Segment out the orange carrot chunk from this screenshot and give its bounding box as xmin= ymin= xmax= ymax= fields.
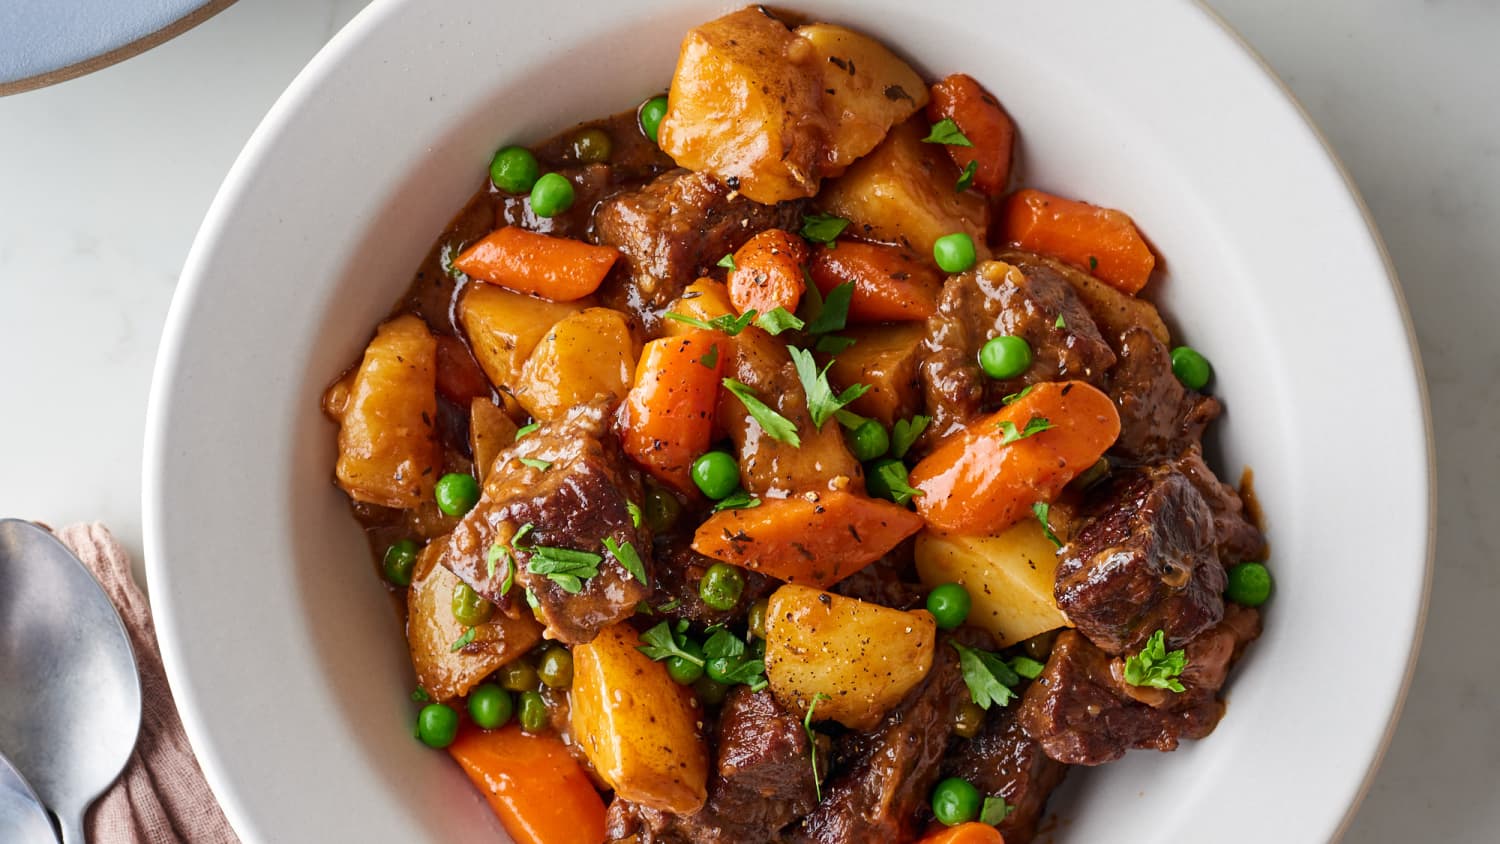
xmin=910 ymin=380 xmax=1120 ymax=536
xmin=692 ymin=489 xmax=924 ymax=588
xmin=809 ymin=240 xmax=942 ymax=323
xmin=619 ymin=330 xmax=726 ymax=495
xmin=727 ymin=229 xmax=809 ymax=317
xmin=454 ymin=226 xmax=618 ymax=301
xmin=447 ymin=724 xmax=607 ymax=844
xmin=998 ymin=188 xmax=1156 ymax=295
xmin=927 ymin=73 xmax=1016 ymax=196
xmin=917 ymin=822 xmax=1006 ymax=844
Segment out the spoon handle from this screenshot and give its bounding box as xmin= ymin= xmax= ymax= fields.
xmin=57 ymin=811 xmax=85 ymax=844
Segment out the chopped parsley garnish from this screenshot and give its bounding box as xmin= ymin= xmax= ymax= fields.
xmin=603 ymin=536 xmax=648 ymax=586
xmin=486 ymin=521 xmax=532 ymax=592
xmin=440 ymin=242 xmax=467 ymax=279
xmin=789 ymin=346 xmax=869 ymax=429
xmin=699 ymin=343 xmax=720 ymax=369
xmin=955 ymin=160 xmax=978 ymax=192
xmin=723 ymin=378 xmax=801 ymax=445
xmin=814 ymin=334 xmax=857 ymax=353
xmin=757 ymin=307 xmax=805 ymax=335
xmin=656 ymin=598 xmax=682 ymax=613
xmin=1055 ymin=313 xmax=1066 ymax=329
xmin=1088 ymin=255 xmax=1099 ymax=271
xmin=872 ymin=459 xmax=924 ymax=506
xmin=890 ymin=414 xmax=930 ymax=459
xmin=923 ymin=118 xmax=973 ymax=147
xmin=485 ymin=542 xmax=506 ymax=580
xmin=800 ymin=213 xmax=850 ymax=245
xmin=981 ymin=796 xmax=1014 ymax=826
xmin=804 ymin=692 xmax=832 ymax=800
xmin=1123 ymin=629 xmax=1188 ymax=693
xmin=1033 ymin=501 xmax=1063 ymax=548
xmin=717 ymin=253 xmax=736 ymax=270
xmin=665 ymin=309 xmax=758 ymax=336
xmin=514 ymin=422 xmax=540 ymax=440
xmin=804 ymin=281 xmax=854 ymax=334
xmin=637 ymin=621 xmax=705 ymax=666
xmin=712 ymin=489 xmax=763 ymax=512
xmin=449 ymin=626 xmax=477 ymax=653
xmin=410 ymin=687 xmax=430 ymax=703
xmin=626 ymin=500 xmax=643 ymax=528
xmin=996 ymin=415 xmax=1053 ymax=445
xmin=1000 ymin=384 xmax=1035 ymax=406
xmin=518 ymin=457 xmax=552 ymax=471
xmin=1008 ymin=655 xmax=1046 ymax=680
xmin=526 ymin=545 xmax=603 ymax=594
xmin=952 ymin=640 xmax=1022 ymax=709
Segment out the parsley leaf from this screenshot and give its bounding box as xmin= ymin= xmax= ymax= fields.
xmin=637 ymin=621 xmax=706 ymax=667
xmin=1008 ymin=655 xmax=1046 ymax=680
xmin=815 ymin=334 xmax=856 ymax=353
xmin=1000 ymin=384 xmax=1035 ymax=406
xmin=1088 ymin=255 xmax=1099 ymax=271
xmin=717 ymin=253 xmax=736 ymax=270
xmin=723 ymin=379 xmax=801 ymax=445
xmin=450 ymin=626 xmax=477 ymax=653
xmin=805 ymin=281 xmax=854 ymax=334
xmin=757 ymin=307 xmax=805 ymax=335
xmin=952 ymin=640 xmax=1021 ymax=709
xmin=789 ymin=346 xmax=869 ymax=429
xmin=411 ymin=687 xmax=430 ymax=703
xmin=923 ymin=118 xmax=973 ymax=147
xmin=440 ymin=242 xmax=468 ymax=279
xmin=1033 ymin=501 xmax=1063 ymax=548
xmin=981 ymin=796 xmax=1014 ymax=826
xmin=626 ymin=500 xmax=643 ymax=528
xmin=1122 ymin=630 xmax=1188 ymax=693
xmin=514 ymin=422 xmax=540 ymax=440
xmin=1055 ymin=313 xmax=1066 ymax=329
xmin=890 ymin=415 xmax=930 ymax=459
xmin=518 ymin=457 xmax=552 ymax=471
xmin=956 ymin=160 xmax=978 ymax=192
xmin=804 ymin=692 xmax=832 ymax=801
xmin=996 ymin=415 xmax=1053 ymax=445
xmin=665 ymin=309 xmax=758 ymax=336
xmin=656 ymin=598 xmax=682 ymax=612
xmin=800 ymin=213 xmax=850 ymax=245
xmin=712 ymin=489 xmax=762 ymax=512
xmin=872 ymin=459 xmax=924 ymax=506
xmin=699 ymin=343 xmax=720 ymax=369
xmin=485 ymin=542 xmax=506 ymax=580
xmin=603 ymin=536 xmax=648 ymax=586
xmin=526 ymin=545 xmax=603 ymax=594
xmin=703 ymin=628 xmax=746 ymax=659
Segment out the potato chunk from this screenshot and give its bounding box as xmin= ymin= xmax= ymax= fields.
xmin=571 ymin=622 xmax=708 ymax=815
xmin=469 ymin=397 xmax=517 ymax=482
xmin=816 ymin=117 xmax=990 ymax=259
xmin=914 ymin=520 xmax=1072 ymax=648
xmin=794 ymin=23 xmax=928 ymax=172
xmin=514 ymin=308 xmax=639 ymax=421
xmin=764 ymin=584 xmax=936 ymax=730
xmin=826 ymin=322 xmax=925 ymax=427
xmin=331 ymin=314 xmax=440 ymax=508
xmin=661 ymin=278 xmax=735 ymax=337
xmin=457 ymin=282 xmax=583 ymax=399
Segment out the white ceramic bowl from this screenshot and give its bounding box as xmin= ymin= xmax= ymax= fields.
xmin=144 ymin=1 xmax=1433 ymax=841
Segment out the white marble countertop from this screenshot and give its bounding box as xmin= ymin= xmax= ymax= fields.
xmin=0 ymin=1 xmax=1493 ymax=840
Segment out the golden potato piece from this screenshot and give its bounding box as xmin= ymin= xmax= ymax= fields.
xmin=795 ymin=23 xmax=928 ymax=173
xmin=764 ymin=584 xmax=936 ymax=730
xmin=662 ymin=278 xmax=736 ymax=337
xmin=914 ymin=520 xmax=1073 ymax=648
xmin=826 ymin=322 xmax=925 ymax=427
xmin=457 ymin=282 xmax=583 ymax=398
xmin=514 ymin=308 xmax=639 ymax=421
xmin=570 ymin=622 xmax=708 ymax=815
xmin=469 ymin=397 xmax=517 ymax=483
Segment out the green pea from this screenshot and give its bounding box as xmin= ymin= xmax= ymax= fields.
xmin=746 ymin=598 xmax=769 ymax=640
xmin=570 ymin=127 xmax=613 ymax=163
xmin=865 ymin=457 xmax=912 ymax=504
xmin=529 ymin=172 xmax=575 ymax=218
xmin=953 ymin=700 xmax=985 ymax=739
xmin=931 ymin=777 xmax=981 ymax=826
xmin=1225 ymin=562 xmax=1273 ymax=607
xmin=979 ymin=335 xmax=1032 ymax=380
xmin=926 ymin=583 xmax=972 ymax=631
xmin=537 ymin=645 xmax=574 ymax=689
xmin=1170 ymin=346 xmax=1213 ymax=391
xmin=489 ymin=145 xmax=540 ymax=194
xmin=693 ymin=675 xmax=728 ymax=706
xmin=699 ymin=563 xmax=746 ymax=611
xmin=467 ymin=683 xmax=513 ymax=730
xmin=644 ymin=482 xmax=683 ymax=533
xmin=517 ymin=690 xmax=548 ymax=733
xmin=451 ymin=582 xmax=494 ymax=627
xmin=416 ymin=703 xmax=459 ymax=749
xmin=933 ymin=233 xmax=977 ymax=273
xmin=845 ymin=419 xmax=890 ymax=462
xmin=382 ymin=539 xmax=419 ymax=587
xmin=750 ymin=637 xmax=767 ymax=660
xmin=691 ymin=451 xmax=740 ymax=500
xmin=666 ymin=638 xmax=705 ymax=685
xmin=434 ymin=472 xmax=480 ymax=516
xmin=638 ymin=95 xmax=669 ymax=144
xmin=497 ymin=660 xmax=540 ymax=693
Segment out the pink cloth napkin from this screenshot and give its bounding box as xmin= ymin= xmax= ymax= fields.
xmin=53 ymin=523 xmax=239 ymax=844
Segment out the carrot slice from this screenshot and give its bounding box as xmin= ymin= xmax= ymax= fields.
xmin=809 ymin=241 xmax=942 ymax=322
xmin=618 ymin=330 xmax=726 ymax=495
xmin=910 ymin=381 xmax=1120 ymax=535
xmin=927 ymin=73 xmax=1016 ymax=196
xmin=727 ymin=229 xmax=809 ymax=317
xmin=998 ymin=189 xmax=1156 ymax=295
xmin=454 ymin=226 xmax=618 ymax=301
xmin=434 ymin=336 xmax=493 ymax=404
xmin=447 ymin=724 xmax=607 ymax=844
xmin=917 ymin=822 xmax=1006 ymax=844
xmin=692 ymin=489 xmax=924 ymax=587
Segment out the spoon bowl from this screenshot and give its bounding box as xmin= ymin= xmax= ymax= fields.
xmin=0 ymin=519 xmax=142 ymax=844
xmin=0 ymin=748 xmax=57 ymax=843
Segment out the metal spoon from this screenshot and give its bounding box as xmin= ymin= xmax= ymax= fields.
xmin=0 ymin=748 xmax=57 ymax=843
xmin=0 ymin=519 xmax=142 ymax=844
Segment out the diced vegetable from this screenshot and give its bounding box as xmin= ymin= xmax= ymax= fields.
xmin=570 ymin=622 xmax=709 ymax=814
xmin=662 ymin=277 xmax=737 ymax=337
xmin=458 ymin=283 xmax=583 ymax=401
xmin=727 ymin=229 xmax=809 ymax=317
xmin=826 ymin=323 xmax=925 ymax=426
xmin=407 ymin=545 xmax=542 ymax=701
xmin=447 ymin=724 xmax=607 ymax=844
xmin=454 ymin=227 xmax=618 ymax=301
xmin=809 ymin=240 xmax=942 ymax=322
xmin=914 ymin=519 xmax=1071 ymax=648
xmin=692 ymin=489 xmax=923 ymax=587
xmin=816 ymin=117 xmax=989 ymax=261
xmin=926 ymin=73 xmax=1016 ymax=195
xmin=1006 ymin=250 xmax=1169 ymax=345
xmin=332 ymin=315 xmax=440 ymax=508
xmin=793 ymin=23 xmax=929 ymax=172
xmin=999 ymin=189 xmax=1156 ymax=295
xmin=435 ymin=336 xmax=493 ymax=404
xmin=916 ymin=822 xmax=1005 ymax=844
xmin=909 ymin=381 xmax=1120 ymax=535
xmin=619 ymin=330 xmax=725 ymax=495
xmin=763 ymin=583 xmax=936 ymax=730
xmin=469 ymin=398 xmax=518 ymax=483
xmin=514 ymin=308 xmax=639 ymax=422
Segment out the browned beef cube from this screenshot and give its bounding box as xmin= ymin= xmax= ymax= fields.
xmin=1107 ymin=326 xmax=1221 ymax=464
xmin=942 ymin=706 xmax=1069 ymax=844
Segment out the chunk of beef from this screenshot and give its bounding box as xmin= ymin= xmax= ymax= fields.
xmin=442 ymin=400 xmax=651 ymax=644
xmin=790 ymin=639 xmax=966 ymax=843
xmin=1107 ymin=326 xmax=1221 ymax=464
xmin=1055 ymin=465 xmax=1225 ymax=654
xmin=594 ymin=168 xmax=803 ymax=329
xmin=606 ymin=688 xmax=817 ymax=843
xmin=942 ymin=707 xmax=1068 ymax=844
xmin=1019 ymin=607 xmax=1261 ymax=766
xmin=920 ymin=255 xmax=1116 ymax=441
xmin=649 ymin=538 xmax=776 ymax=627
xmin=1173 ymin=444 xmax=1268 ymax=565
xmin=829 ymin=540 xmax=924 ymax=610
